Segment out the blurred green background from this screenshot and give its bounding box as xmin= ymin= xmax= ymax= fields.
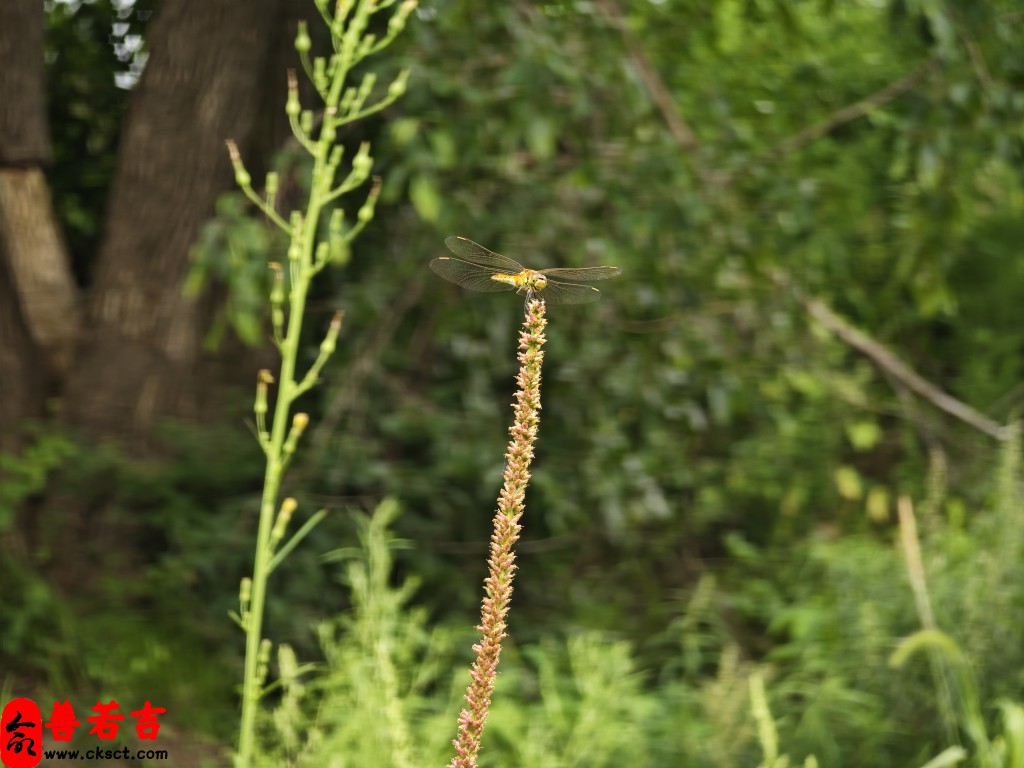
xmin=3 ymin=0 xmax=1024 ymax=765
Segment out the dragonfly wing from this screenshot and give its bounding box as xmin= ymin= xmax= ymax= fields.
xmin=538 ymin=279 xmax=603 ymax=305
xmin=429 ymin=257 xmax=515 ymax=293
xmin=445 ymin=236 xmax=527 ymax=273
xmin=539 ymin=266 xmax=623 ymax=282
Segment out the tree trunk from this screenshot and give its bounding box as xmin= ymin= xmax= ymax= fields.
xmin=43 ymin=0 xmax=296 ymax=596
xmin=63 ymin=0 xmax=291 ymax=443
xmin=0 ymin=0 xmax=79 ymax=450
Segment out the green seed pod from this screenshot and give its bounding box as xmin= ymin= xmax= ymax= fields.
xmin=321 ymin=313 xmax=342 ymax=354
xmin=388 ymin=69 xmax=410 ymax=100
xmin=352 ymin=143 xmax=372 ymax=175
xmin=294 ymin=22 xmax=311 ymax=53
xmin=331 ymin=239 xmax=350 ymax=266
xmin=286 ymin=89 xmax=300 ymax=118
xmin=270 ymin=265 xmax=284 ymax=303
xmin=358 ymin=72 xmax=377 ymax=103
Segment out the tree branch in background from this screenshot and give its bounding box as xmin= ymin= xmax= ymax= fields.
xmin=308 ymin=276 xmax=426 ymax=457
xmin=755 ymin=55 xmax=940 ymax=165
xmin=591 ymin=0 xmax=704 ymax=182
xmin=598 ymin=3 xmax=1008 ymax=442
xmin=798 ymin=290 xmax=1012 ymax=442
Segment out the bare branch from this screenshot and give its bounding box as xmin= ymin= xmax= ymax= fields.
xmin=587 ymin=4 xmax=1006 ymax=445
xmin=592 ymin=0 xmax=703 ymax=175
xmin=757 ymin=55 xmax=940 ymax=164
xmin=796 ymin=288 xmax=1012 ymax=442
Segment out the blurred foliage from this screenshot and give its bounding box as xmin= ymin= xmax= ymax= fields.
xmin=260 ymin=500 xmax=761 ymax=768
xmin=18 ymin=0 xmax=1024 ymax=763
xmin=285 ymin=0 xmax=1024 ymax=640
xmin=0 ymin=425 xmax=76 ymax=531
xmin=891 ymin=629 xmax=1024 ymax=768
xmin=186 ymin=190 xmax=290 ymax=350
xmin=256 ymin=462 xmax=1024 ymax=766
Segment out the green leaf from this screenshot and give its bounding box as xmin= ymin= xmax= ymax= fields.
xmin=916 ymin=746 xmax=968 ymax=768
xmin=409 ymin=173 xmax=441 ymax=222
xmin=526 ymin=117 xmax=556 ymax=161
xmin=834 ymin=466 xmax=862 ymax=500
xmin=865 ymin=486 xmax=889 ymax=523
xmin=390 ymin=117 xmax=419 ymax=146
xmin=429 ymin=129 xmax=458 ymax=169
xmin=230 ymin=312 xmax=264 ymax=348
xmin=846 ymin=420 xmax=881 ymax=451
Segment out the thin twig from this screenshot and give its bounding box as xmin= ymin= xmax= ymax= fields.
xmin=798 ymin=290 xmax=1011 ymax=442
xmin=592 ymin=4 xmax=1000 ymax=445
xmin=755 ymin=55 xmax=940 ymax=164
xmin=960 ymin=33 xmax=994 ymax=92
xmin=591 ymin=0 xmax=703 ymax=181
xmin=308 ymin=275 xmax=426 ymax=455
xmin=597 ymin=0 xmax=937 ymax=187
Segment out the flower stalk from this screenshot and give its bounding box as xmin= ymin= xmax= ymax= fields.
xmin=448 ymin=299 xmax=548 ymax=768
xmin=230 ymin=1 xmax=416 ymax=766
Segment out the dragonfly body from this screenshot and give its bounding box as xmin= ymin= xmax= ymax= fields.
xmin=491 ymin=269 xmax=549 ymax=294
xmin=431 ymin=236 xmax=621 ymax=305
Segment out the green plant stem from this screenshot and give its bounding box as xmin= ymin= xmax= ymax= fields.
xmin=238 ymin=123 xmax=329 ymax=763
xmin=231 ymin=4 xmax=415 ymax=765
xmin=237 ymin=227 xmax=314 ymax=767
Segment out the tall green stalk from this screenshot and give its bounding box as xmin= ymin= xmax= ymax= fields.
xmin=225 ymin=2 xmax=417 ymax=766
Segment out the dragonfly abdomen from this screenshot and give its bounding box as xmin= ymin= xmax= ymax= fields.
xmin=492 ymin=270 xmax=548 ymax=292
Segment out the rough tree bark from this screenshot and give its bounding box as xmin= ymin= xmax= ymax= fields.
xmin=0 ymin=0 xmax=80 ymax=452
xmin=4 ymin=0 xmax=298 ymax=597
xmin=63 ymin=0 xmax=291 ymax=443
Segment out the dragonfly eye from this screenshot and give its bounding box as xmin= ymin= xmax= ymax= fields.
xmin=534 ymin=274 xmax=548 ymax=289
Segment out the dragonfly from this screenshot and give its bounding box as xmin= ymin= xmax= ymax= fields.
xmin=430 ymin=236 xmax=622 ymax=305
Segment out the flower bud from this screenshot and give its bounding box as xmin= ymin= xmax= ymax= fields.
xmin=294 ymin=22 xmax=311 ymax=53
xmin=320 ymin=312 xmax=343 ymax=355
xmin=388 ymin=70 xmax=409 ymax=100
